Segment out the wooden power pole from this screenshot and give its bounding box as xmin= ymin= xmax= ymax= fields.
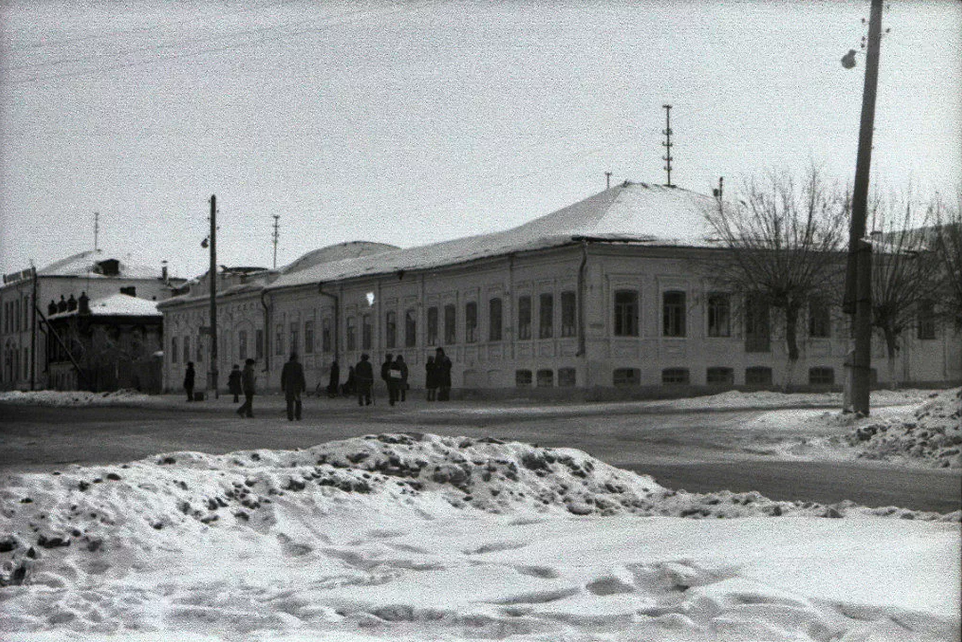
xmin=845 ymin=0 xmax=883 ymax=415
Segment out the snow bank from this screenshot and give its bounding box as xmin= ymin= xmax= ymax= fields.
xmin=0 ymin=390 xmax=157 ymax=407
xmin=1 ymin=434 xmax=959 ymax=641
xmin=844 ymin=388 xmax=962 ymax=468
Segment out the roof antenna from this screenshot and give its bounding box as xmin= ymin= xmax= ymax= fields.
xmin=605 ymin=171 xmax=613 ymax=190
xmin=93 ymin=211 xmax=99 ymax=252
xmin=662 ymin=104 xmax=675 ymax=187
xmin=272 ymin=214 xmax=280 ymax=269
xmin=712 ymin=176 xmax=724 ymax=199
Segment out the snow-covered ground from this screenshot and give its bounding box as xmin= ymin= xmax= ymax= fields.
xmin=2 ymin=434 xmax=959 ymax=642
xmin=746 ymin=388 xmax=962 ymax=469
xmin=0 ymin=390 xmax=160 ymax=408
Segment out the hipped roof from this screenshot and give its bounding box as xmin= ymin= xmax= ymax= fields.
xmin=266 ymin=182 xmax=714 ymax=291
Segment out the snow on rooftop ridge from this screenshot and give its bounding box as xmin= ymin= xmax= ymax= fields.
xmin=36 ymin=250 xmax=162 ymax=279
xmin=280 ymin=241 xmax=400 ymax=275
xmin=267 ymin=184 xmax=717 ymax=291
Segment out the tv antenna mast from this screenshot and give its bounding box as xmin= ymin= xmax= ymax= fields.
xmin=662 ymin=104 xmax=675 ymax=187
xmin=272 ymin=215 xmax=280 ymax=269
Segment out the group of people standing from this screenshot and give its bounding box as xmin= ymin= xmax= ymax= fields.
xmin=330 ymin=347 xmax=452 ymax=406
xmin=185 ymin=348 xmax=453 ymax=419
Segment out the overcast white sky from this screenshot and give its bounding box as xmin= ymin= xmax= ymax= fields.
xmin=1 ymin=0 xmax=960 ymax=279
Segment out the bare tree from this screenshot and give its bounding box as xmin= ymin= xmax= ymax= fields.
xmin=868 ymin=192 xmax=943 ymax=387
xmin=932 ymin=192 xmax=962 ymax=331
xmin=702 ymin=169 xmax=849 ymax=388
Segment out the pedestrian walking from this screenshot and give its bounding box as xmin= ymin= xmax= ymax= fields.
xmin=183 ymin=362 xmax=195 ymax=402
xmin=395 ymin=355 xmax=409 ymax=402
xmin=237 ymin=358 xmax=256 ymax=418
xmin=381 ymin=353 xmax=400 ymax=406
xmin=327 ymin=360 xmax=340 ymax=398
xmin=425 ymin=355 xmax=438 ymax=401
xmin=281 ymin=352 xmax=307 ymax=421
xmin=436 ymin=347 xmax=452 ymax=401
xmin=228 ymin=364 xmax=242 ymax=403
xmin=355 ymin=353 xmax=374 ymax=406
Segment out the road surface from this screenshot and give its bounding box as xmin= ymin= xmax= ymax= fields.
xmin=1 ymin=398 xmax=958 ymax=513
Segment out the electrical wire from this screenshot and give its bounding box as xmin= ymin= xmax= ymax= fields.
xmin=2 ymin=0 xmax=438 ymax=87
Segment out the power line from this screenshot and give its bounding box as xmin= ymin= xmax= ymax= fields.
xmin=2 ymin=0 xmax=301 ymax=53
xmin=1 ymin=2 xmax=365 ymax=73
xmin=3 ymin=1 xmax=438 ymax=87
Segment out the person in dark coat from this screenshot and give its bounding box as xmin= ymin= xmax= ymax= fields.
xmin=355 ymin=354 xmax=374 ymax=406
xmin=425 ymin=356 xmax=437 ymax=401
xmin=281 ymin=353 xmax=307 ymax=421
xmin=237 ymin=358 xmax=256 ymax=418
xmin=228 ymin=364 xmax=242 ymax=403
xmin=183 ymin=362 xmax=195 ymax=402
xmin=395 ymin=355 xmax=409 ymax=402
xmin=342 ymin=365 xmax=356 ymax=396
xmin=435 ymin=347 xmax=452 ymax=401
xmin=387 ymin=355 xmax=403 ymax=406
xmin=327 ymin=361 xmax=340 ymax=398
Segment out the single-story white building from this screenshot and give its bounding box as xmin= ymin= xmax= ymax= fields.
xmin=158 ymin=182 xmax=961 ymax=397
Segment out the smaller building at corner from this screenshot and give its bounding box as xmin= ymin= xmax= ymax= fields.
xmin=0 ymin=250 xmax=184 ymax=391
xmin=158 ymin=182 xmax=961 ymax=397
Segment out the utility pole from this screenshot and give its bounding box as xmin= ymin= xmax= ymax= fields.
xmin=662 ymin=104 xmax=675 ymax=187
xmin=272 ymin=215 xmax=280 ymax=269
xmin=209 ymin=195 xmax=219 ymax=399
xmin=605 ymin=171 xmax=613 ymax=190
xmin=844 ymin=0 xmax=883 ymax=416
xmin=30 ymin=264 xmax=36 ymax=391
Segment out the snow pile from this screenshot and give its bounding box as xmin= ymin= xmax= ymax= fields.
xmin=0 ymin=390 xmax=156 ymax=407
xmin=1 ymin=435 xmax=959 ymax=641
xmin=844 ymin=388 xmax=962 ymax=468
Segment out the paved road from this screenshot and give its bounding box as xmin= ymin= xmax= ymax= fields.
xmin=1 ymin=399 xmax=958 ymax=513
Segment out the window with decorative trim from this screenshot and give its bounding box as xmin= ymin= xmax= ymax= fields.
xmin=613 ymin=367 xmax=640 ymax=386
xmin=465 ymin=301 xmax=478 ymax=343
xmin=444 ymin=304 xmax=456 ymax=345
xmin=663 ymin=291 xmax=686 ymax=337
xmin=706 ymin=367 xmax=734 ymax=385
xmin=614 ymin=290 xmax=638 ymax=337
xmin=405 ymin=309 xmax=417 ymax=348
xmin=518 ymin=296 xmax=532 ymax=340
xmin=427 ymin=307 xmax=438 ymax=346
xmin=662 ymin=368 xmax=690 ymax=384
xmin=539 ymin=293 xmax=553 ymax=339
xmin=707 ymin=292 xmax=731 ymax=337
xmin=561 ymin=291 xmax=576 ymax=337
xmin=385 ymin=311 xmax=397 ymax=349
xmin=488 ymin=297 xmax=503 ymax=341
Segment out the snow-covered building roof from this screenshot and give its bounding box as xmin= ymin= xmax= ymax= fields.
xmin=279 ymin=241 xmax=399 ymax=274
xmin=48 ymin=293 xmax=160 ymax=319
xmin=265 ymin=182 xmax=715 ymax=291
xmin=37 ymin=250 xmax=164 ymax=280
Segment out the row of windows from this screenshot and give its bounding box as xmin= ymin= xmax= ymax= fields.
xmin=169 ymin=293 xmax=942 ymax=363
xmin=170 ymin=330 xmax=265 ymax=364
xmin=609 ymin=366 xmax=838 ymax=387
xmin=510 ymin=366 xmax=840 ymax=389
xmin=1 ymin=345 xmax=29 ymax=382
xmin=515 ymin=367 xmax=577 ymax=388
xmin=2 ymin=295 xmax=30 ymax=335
